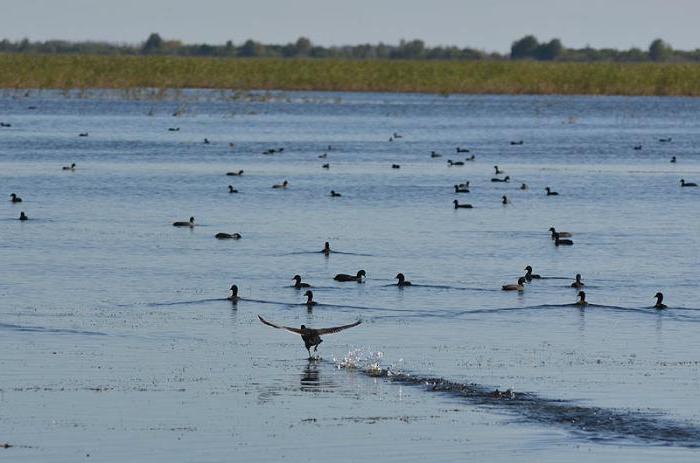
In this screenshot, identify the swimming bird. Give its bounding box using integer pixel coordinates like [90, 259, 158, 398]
[228, 185, 238, 193]
[391, 164, 401, 169]
[575, 291, 588, 306]
[292, 275, 311, 289]
[431, 151, 442, 158]
[465, 154, 476, 161]
[257, 315, 361, 358]
[553, 232, 573, 246]
[549, 227, 572, 239]
[458, 181, 470, 189]
[215, 232, 241, 240]
[680, 179, 698, 187]
[303, 290, 317, 307]
[510, 140, 524, 145]
[456, 147, 470, 153]
[62, 163, 76, 171]
[524, 265, 541, 280]
[393, 132, 402, 139]
[502, 277, 526, 291]
[272, 180, 289, 189]
[203, 138, 210, 144]
[10, 193, 22, 203]
[173, 216, 195, 227]
[319, 153, 328, 158]
[491, 176, 510, 183]
[670, 156, 677, 163]
[395, 273, 412, 287]
[545, 187, 559, 196]
[570, 274, 584, 289]
[454, 185, 470, 193]
[453, 200, 473, 209]
[322, 242, 331, 256]
[520, 183, 528, 190]
[502, 195, 510, 205]
[494, 166, 504, 175]
[18, 211, 28, 221]
[168, 127, 180, 132]
[633, 145, 642, 150]
[334, 270, 366, 282]
[659, 137, 672, 143]
[330, 190, 342, 197]
[78, 132, 88, 137]
[322, 163, 330, 169]
[228, 284, 239, 302]
[226, 170, 244, 176]
[654, 292, 667, 309]
[448, 160, 465, 166]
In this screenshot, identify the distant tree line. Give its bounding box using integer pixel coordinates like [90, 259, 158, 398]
[0, 34, 697, 62]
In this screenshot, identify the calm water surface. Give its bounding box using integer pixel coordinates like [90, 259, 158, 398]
[1, 89, 699, 462]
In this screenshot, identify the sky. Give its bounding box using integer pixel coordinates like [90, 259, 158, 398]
[1, 0, 699, 53]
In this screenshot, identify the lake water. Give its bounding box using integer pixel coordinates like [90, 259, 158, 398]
[1, 89, 699, 462]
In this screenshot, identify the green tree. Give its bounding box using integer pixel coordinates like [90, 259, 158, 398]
[511, 35, 539, 59]
[295, 37, 312, 56]
[649, 39, 671, 62]
[142, 33, 163, 54]
[535, 39, 563, 60]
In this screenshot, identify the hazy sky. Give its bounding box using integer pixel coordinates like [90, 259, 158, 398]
[2, 0, 698, 52]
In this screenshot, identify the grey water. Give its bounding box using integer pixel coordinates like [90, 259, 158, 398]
[1, 89, 699, 462]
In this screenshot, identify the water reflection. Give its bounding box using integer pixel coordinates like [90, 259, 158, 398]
[300, 360, 320, 391]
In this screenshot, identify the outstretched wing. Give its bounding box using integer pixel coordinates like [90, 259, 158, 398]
[257, 315, 303, 334]
[316, 320, 362, 335]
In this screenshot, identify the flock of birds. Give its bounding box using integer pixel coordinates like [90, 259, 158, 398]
[5, 132, 694, 359]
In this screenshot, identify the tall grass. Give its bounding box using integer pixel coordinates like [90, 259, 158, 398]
[2, 54, 700, 96]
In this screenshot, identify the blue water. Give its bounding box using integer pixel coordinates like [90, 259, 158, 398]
[1, 89, 699, 461]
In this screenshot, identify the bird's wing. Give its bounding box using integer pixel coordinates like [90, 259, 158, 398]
[316, 320, 362, 335]
[257, 315, 303, 334]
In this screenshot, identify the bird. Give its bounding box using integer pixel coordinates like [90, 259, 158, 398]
[393, 132, 402, 139]
[549, 227, 572, 239]
[78, 132, 88, 137]
[502, 277, 526, 291]
[575, 291, 588, 306]
[654, 292, 667, 309]
[395, 273, 412, 287]
[228, 185, 238, 193]
[520, 183, 528, 190]
[670, 156, 677, 163]
[524, 265, 541, 280]
[494, 165, 504, 175]
[510, 140, 524, 145]
[431, 151, 442, 158]
[62, 163, 76, 171]
[680, 179, 698, 187]
[330, 190, 342, 197]
[173, 216, 195, 227]
[465, 154, 475, 161]
[491, 176, 510, 183]
[334, 270, 366, 282]
[321, 242, 331, 256]
[633, 144, 642, 150]
[391, 164, 401, 169]
[18, 211, 28, 221]
[303, 290, 317, 308]
[228, 285, 239, 302]
[553, 233, 574, 246]
[448, 160, 465, 166]
[458, 181, 470, 189]
[454, 185, 470, 193]
[659, 137, 672, 143]
[10, 193, 22, 203]
[502, 195, 510, 205]
[319, 153, 328, 158]
[456, 147, 470, 153]
[257, 315, 361, 359]
[570, 274, 584, 289]
[545, 187, 559, 196]
[272, 180, 289, 189]
[226, 170, 244, 176]
[203, 138, 210, 144]
[168, 127, 180, 132]
[453, 200, 473, 209]
[322, 163, 330, 169]
[215, 232, 241, 240]
[292, 275, 311, 289]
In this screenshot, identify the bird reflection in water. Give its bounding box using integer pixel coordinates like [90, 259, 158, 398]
[300, 360, 321, 391]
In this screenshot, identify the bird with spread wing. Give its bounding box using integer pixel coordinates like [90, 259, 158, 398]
[258, 315, 361, 358]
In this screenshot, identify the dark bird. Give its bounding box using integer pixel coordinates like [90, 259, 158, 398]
[453, 200, 473, 209]
[431, 151, 442, 158]
[491, 176, 510, 183]
[228, 185, 238, 193]
[203, 138, 210, 144]
[303, 290, 317, 307]
[654, 292, 667, 309]
[0, 122, 11, 127]
[168, 127, 180, 132]
[322, 242, 331, 256]
[330, 190, 342, 197]
[502, 277, 526, 291]
[454, 185, 470, 193]
[659, 137, 672, 143]
[570, 274, 584, 289]
[545, 187, 559, 196]
[78, 132, 88, 137]
[334, 270, 366, 282]
[173, 216, 195, 227]
[524, 265, 541, 280]
[510, 140, 524, 145]
[18, 211, 28, 221]
[322, 163, 330, 169]
[62, 163, 76, 171]
[670, 156, 677, 163]
[494, 165, 503, 175]
[502, 195, 510, 205]
[228, 285, 239, 302]
[319, 153, 328, 158]
[215, 232, 241, 240]
[680, 179, 698, 187]
[391, 164, 401, 169]
[465, 154, 475, 161]
[226, 170, 244, 176]
[575, 291, 588, 306]
[633, 145, 642, 150]
[553, 232, 574, 246]
[258, 315, 362, 358]
[448, 160, 464, 166]
[10, 193, 22, 203]
[393, 132, 402, 139]
[395, 273, 412, 287]
[456, 147, 470, 153]
[549, 227, 572, 239]
[520, 183, 528, 190]
[272, 180, 289, 189]
[292, 275, 311, 289]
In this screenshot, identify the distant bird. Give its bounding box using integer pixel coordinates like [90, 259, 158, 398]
[228, 185, 238, 193]
[549, 227, 572, 239]
[465, 154, 475, 161]
[203, 138, 210, 144]
[0, 122, 11, 127]
[491, 176, 510, 183]
[502, 277, 526, 291]
[524, 266, 541, 280]
[659, 137, 672, 143]
[215, 232, 241, 240]
[510, 140, 524, 145]
[10, 193, 22, 203]
[391, 164, 401, 169]
[272, 180, 289, 189]
[292, 275, 311, 289]
[18, 211, 28, 221]
[494, 165, 504, 175]
[456, 147, 470, 153]
[458, 181, 470, 189]
[393, 132, 402, 139]
[321, 242, 331, 256]
[327, 145, 333, 151]
[431, 151, 442, 158]
[330, 190, 342, 197]
[395, 273, 412, 287]
[670, 156, 677, 163]
[654, 292, 667, 309]
[168, 127, 180, 132]
[545, 187, 559, 196]
[553, 232, 573, 246]
[520, 183, 528, 190]
[570, 274, 584, 289]
[78, 132, 88, 137]
[229, 143, 235, 148]
[454, 185, 470, 193]
[319, 153, 328, 158]
[228, 285, 239, 302]
[334, 270, 366, 282]
[448, 160, 464, 166]
[322, 163, 330, 169]
[680, 179, 698, 187]
[226, 170, 244, 176]
[257, 315, 361, 358]
[173, 216, 195, 227]
[502, 195, 510, 205]
[633, 145, 642, 150]
[453, 200, 473, 209]
[303, 290, 317, 308]
[575, 291, 588, 306]
[62, 163, 76, 171]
